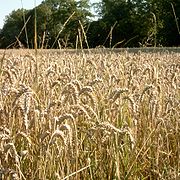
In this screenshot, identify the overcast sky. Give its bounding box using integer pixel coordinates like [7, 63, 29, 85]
[0, 0, 100, 28]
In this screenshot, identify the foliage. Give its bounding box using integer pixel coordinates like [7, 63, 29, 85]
[148, 0, 180, 46]
[38, 0, 92, 48]
[87, 0, 180, 47]
[0, 9, 29, 48]
[0, 0, 92, 48]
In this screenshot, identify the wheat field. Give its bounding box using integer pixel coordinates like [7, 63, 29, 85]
[0, 49, 179, 179]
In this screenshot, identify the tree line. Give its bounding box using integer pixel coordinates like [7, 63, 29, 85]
[0, 0, 180, 49]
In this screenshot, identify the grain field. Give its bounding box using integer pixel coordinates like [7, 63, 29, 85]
[0, 49, 179, 179]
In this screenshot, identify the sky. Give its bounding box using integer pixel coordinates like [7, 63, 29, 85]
[0, 0, 100, 28]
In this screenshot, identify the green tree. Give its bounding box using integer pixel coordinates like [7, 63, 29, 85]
[88, 0, 141, 47]
[88, 0, 180, 47]
[26, 3, 53, 48]
[146, 0, 180, 46]
[0, 0, 92, 48]
[0, 9, 29, 48]
[28, 0, 92, 48]
[47, 0, 92, 48]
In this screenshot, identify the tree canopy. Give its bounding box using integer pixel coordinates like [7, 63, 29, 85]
[0, 0, 180, 48]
